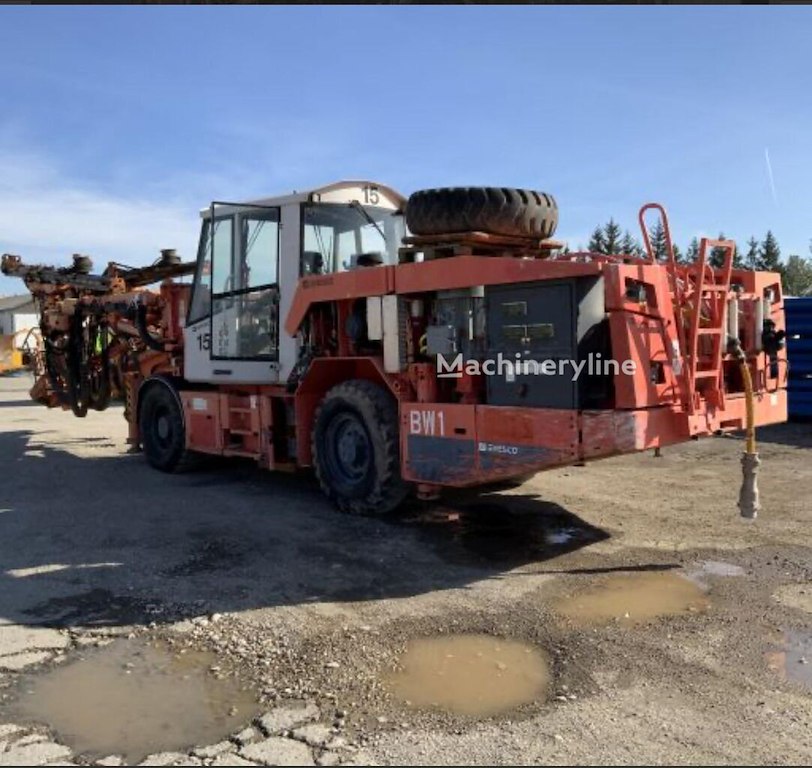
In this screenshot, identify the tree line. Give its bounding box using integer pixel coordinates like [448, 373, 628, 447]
[579, 219, 812, 296]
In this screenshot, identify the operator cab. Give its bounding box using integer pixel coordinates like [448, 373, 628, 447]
[184, 180, 406, 385]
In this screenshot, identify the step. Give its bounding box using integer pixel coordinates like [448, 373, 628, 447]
[694, 369, 720, 378]
[228, 429, 256, 436]
[697, 327, 723, 335]
[223, 447, 260, 459]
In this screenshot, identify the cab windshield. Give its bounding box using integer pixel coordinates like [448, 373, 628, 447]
[301, 203, 405, 275]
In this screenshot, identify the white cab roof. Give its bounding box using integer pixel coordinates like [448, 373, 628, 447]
[200, 180, 407, 216]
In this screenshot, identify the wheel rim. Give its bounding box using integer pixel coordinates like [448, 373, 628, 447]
[153, 405, 173, 450]
[324, 412, 372, 488]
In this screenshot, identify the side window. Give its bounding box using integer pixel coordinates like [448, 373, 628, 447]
[211, 208, 280, 361]
[302, 221, 335, 275]
[360, 218, 386, 254]
[242, 212, 280, 288]
[187, 220, 212, 325]
[211, 217, 235, 295]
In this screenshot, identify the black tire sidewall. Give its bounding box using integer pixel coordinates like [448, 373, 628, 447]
[313, 380, 407, 515]
[139, 384, 185, 472]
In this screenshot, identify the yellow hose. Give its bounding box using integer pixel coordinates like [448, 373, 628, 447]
[739, 357, 756, 455]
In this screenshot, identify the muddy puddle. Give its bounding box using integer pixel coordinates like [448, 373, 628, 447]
[5, 637, 259, 763]
[386, 634, 550, 717]
[554, 571, 709, 626]
[766, 629, 812, 691]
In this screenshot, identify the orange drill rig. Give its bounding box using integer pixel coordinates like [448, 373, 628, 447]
[1, 182, 787, 518]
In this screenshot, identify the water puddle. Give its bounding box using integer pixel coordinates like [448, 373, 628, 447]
[765, 629, 812, 691]
[386, 634, 550, 716]
[5, 637, 260, 763]
[554, 571, 709, 626]
[396, 499, 609, 567]
[695, 560, 745, 578]
[684, 560, 745, 588]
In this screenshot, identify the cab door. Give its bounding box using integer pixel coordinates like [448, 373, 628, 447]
[184, 203, 282, 384]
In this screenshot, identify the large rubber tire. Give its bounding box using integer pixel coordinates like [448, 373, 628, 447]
[406, 187, 558, 239]
[312, 379, 409, 516]
[138, 382, 195, 473]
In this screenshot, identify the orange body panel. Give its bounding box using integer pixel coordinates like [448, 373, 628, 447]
[285, 268, 394, 337]
[182, 392, 223, 453]
[401, 403, 579, 486]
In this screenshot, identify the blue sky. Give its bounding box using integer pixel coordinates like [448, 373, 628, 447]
[1, 5, 810, 294]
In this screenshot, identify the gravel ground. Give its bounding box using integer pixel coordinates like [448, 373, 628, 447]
[0, 372, 811, 765]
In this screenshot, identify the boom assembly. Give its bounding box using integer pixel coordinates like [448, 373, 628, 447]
[2, 182, 787, 517]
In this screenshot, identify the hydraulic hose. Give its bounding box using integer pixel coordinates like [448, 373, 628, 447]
[135, 302, 165, 352]
[741, 358, 756, 455]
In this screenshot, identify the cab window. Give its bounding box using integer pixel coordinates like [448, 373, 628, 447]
[301, 203, 405, 275]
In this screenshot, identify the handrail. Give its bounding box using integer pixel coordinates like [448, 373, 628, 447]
[638, 203, 691, 409]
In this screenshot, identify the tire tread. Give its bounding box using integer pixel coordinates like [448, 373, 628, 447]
[406, 186, 558, 239]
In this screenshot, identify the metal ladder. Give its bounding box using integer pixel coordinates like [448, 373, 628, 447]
[638, 204, 735, 413]
[683, 238, 735, 412]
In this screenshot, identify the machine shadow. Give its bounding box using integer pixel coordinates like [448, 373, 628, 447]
[0, 429, 609, 631]
[751, 421, 812, 449]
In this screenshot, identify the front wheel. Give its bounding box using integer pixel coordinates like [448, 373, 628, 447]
[138, 382, 194, 472]
[312, 379, 409, 516]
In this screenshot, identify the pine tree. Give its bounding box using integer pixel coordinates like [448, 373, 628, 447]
[587, 227, 605, 254]
[783, 254, 812, 296]
[620, 230, 642, 257]
[603, 218, 623, 255]
[709, 232, 730, 269]
[757, 230, 781, 272]
[649, 220, 668, 262]
[685, 237, 700, 264]
[672, 243, 682, 264]
[743, 237, 760, 270]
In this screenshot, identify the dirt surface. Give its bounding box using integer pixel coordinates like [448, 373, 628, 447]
[1, 371, 811, 765]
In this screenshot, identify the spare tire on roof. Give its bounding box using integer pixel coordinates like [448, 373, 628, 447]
[405, 186, 558, 239]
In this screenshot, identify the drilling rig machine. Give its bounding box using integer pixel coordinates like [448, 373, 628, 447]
[1, 182, 787, 519]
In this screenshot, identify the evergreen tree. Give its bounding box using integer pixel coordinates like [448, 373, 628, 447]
[757, 230, 781, 272]
[603, 218, 623, 255]
[743, 237, 760, 270]
[620, 230, 643, 257]
[648, 220, 668, 262]
[587, 226, 605, 254]
[709, 232, 732, 269]
[685, 237, 700, 264]
[783, 254, 812, 296]
[671, 243, 682, 264]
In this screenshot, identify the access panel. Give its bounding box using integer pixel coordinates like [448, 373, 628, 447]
[485, 281, 577, 408]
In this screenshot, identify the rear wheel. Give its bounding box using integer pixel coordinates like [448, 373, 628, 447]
[138, 382, 194, 472]
[312, 379, 409, 516]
